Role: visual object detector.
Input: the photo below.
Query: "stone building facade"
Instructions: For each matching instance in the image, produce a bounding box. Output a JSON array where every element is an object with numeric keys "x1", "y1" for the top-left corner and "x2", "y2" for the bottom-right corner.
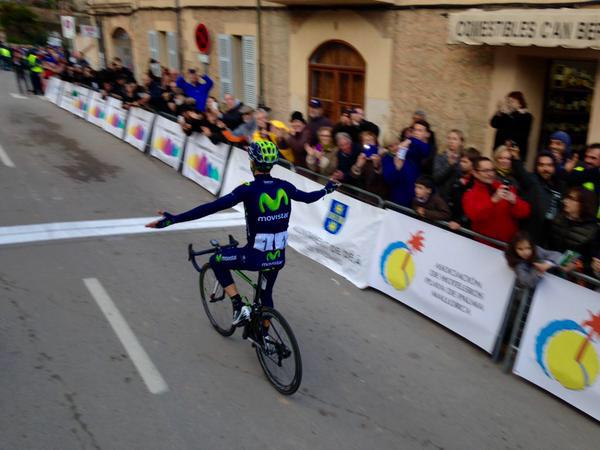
[{"x1": 87, "y1": 0, "x2": 600, "y2": 162}]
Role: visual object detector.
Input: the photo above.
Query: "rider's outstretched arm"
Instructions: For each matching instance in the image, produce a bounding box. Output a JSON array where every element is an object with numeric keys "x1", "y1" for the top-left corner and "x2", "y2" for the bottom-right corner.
[
  {"x1": 287, "y1": 180, "x2": 337, "y2": 204},
  {"x1": 149, "y1": 185, "x2": 248, "y2": 228}
]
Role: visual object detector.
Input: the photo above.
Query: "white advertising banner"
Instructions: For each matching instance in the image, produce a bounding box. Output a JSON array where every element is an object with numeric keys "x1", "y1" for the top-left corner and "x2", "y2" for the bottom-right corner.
[
  {"x1": 368, "y1": 209, "x2": 515, "y2": 352},
  {"x1": 44, "y1": 77, "x2": 63, "y2": 104},
  {"x1": 513, "y1": 275, "x2": 600, "y2": 421},
  {"x1": 70, "y1": 85, "x2": 91, "y2": 119},
  {"x1": 182, "y1": 134, "x2": 230, "y2": 195},
  {"x1": 149, "y1": 116, "x2": 186, "y2": 170},
  {"x1": 87, "y1": 91, "x2": 108, "y2": 128},
  {"x1": 273, "y1": 165, "x2": 384, "y2": 289},
  {"x1": 448, "y1": 9, "x2": 600, "y2": 50},
  {"x1": 103, "y1": 97, "x2": 127, "y2": 139},
  {"x1": 124, "y1": 107, "x2": 155, "y2": 152},
  {"x1": 219, "y1": 146, "x2": 252, "y2": 212},
  {"x1": 58, "y1": 82, "x2": 75, "y2": 113}
]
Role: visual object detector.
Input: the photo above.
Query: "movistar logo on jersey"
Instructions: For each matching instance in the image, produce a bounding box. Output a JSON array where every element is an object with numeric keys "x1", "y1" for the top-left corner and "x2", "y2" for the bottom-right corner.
[
  {"x1": 259, "y1": 189, "x2": 289, "y2": 213},
  {"x1": 266, "y1": 250, "x2": 281, "y2": 261},
  {"x1": 324, "y1": 200, "x2": 349, "y2": 235}
]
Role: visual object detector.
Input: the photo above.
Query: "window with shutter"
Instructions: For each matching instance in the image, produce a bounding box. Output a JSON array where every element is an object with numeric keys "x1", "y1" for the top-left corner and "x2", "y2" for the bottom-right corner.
[
  {"x1": 148, "y1": 31, "x2": 160, "y2": 61},
  {"x1": 218, "y1": 34, "x2": 234, "y2": 99},
  {"x1": 242, "y1": 36, "x2": 257, "y2": 108},
  {"x1": 167, "y1": 32, "x2": 179, "y2": 71}
]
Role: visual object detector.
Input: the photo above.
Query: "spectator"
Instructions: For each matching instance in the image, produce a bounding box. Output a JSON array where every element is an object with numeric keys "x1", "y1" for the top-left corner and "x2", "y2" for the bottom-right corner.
[
  {"x1": 148, "y1": 59, "x2": 162, "y2": 80},
  {"x1": 548, "y1": 186, "x2": 598, "y2": 267},
  {"x1": 411, "y1": 110, "x2": 437, "y2": 174},
  {"x1": 463, "y1": 156, "x2": 531, "y2": 244},
  {"x1": 206, "y1": 96, "x2": 221, "y2": 116},
  {"x1": 382, "y1": 120, "x2": 431, "y2": 207},
  {"x1": 307, "y1": 99, "x2": 333, "y2": 144},
  {"x1": 490, "y1": 91, "x2": 533, "y2": 160},
  {"x1": 350, "y1": 107, "x2": 380, "y2": 138},
  {"x1": 332, "y1": 108, "x2": 358, "y2": 143},
  {"x1": 347, "y1": 132, "x2": 386, "y2": 197},
  {"x1": 121, "y1": 81, "x2": 144, "y2": 109},
  {"x1": 12, "y1": 49, "x2": 30, "y2": 94},
  {"x1": 547, "y1": 130, "x2": 572, "y2": 168},
  {"x1": 512, "y1": 151, "x2": 566, "y2": 246},
  {"x1": 111, "y1": 57, "x2": 135, "y2": 83},
  {"x1": 306, "y1": 127, "x2": 339, "y2": 177},
  {"x1": 141, "y1": 73, "x2": 164, "y2": 111},
  {"x1": 412, "y1": 175, "x2": 451, "y2": 221},
  {"x1": 80, "y1": 66, "x2": 98, "y2": 89},
  {"x1": 565, "y1": 143, "x2": 600, "y2": 204},
  {"x1": 505, "y1": 231, "x2": 562, "y2": 289},
  {"x1": 433, "y1": 129, "x2": 464, "y2": 200},
  {"x1": 221, "y1": 93, "x2": 245, "y2": 130},
  {"x1": 446, "y1": 147, "x2": 480, "y2": 230},
  {"x1": 493, "y1": 144, "x2": 524, "y2": 195},
  {"x1": 332, "y1": 132, "x2": 360, "y2": 182},
  {"x1": 228, "y1": 105, "x2": 256, "y2": 142},
  {"x1": 281, "y1": 111, "x2": 311, "y2": 168},
  {"x1": 176, "y1": 68, "x2": 213, "y2": 112}
]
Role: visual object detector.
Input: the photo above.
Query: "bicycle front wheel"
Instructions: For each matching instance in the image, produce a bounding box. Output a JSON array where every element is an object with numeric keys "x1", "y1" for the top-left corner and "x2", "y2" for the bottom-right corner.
[
  {"x1": 199, "y1": 263, "x2": 235, "y2": 337},
  {"x1": 255, "y1": 307, "x2": 302, "y2": 395}
]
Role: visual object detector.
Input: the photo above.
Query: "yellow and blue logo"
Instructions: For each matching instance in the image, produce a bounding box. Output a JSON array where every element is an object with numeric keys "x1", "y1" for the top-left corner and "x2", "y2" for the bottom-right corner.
[
  {"x1": 324, "y1": 200, "x2": 349, "y2": 235},
  {"x1": 379, "y1": 231, "x2": 425, "y2": 291},
  {"x1": 536, "y1": 312, "x2": 600, "y2": 391}
]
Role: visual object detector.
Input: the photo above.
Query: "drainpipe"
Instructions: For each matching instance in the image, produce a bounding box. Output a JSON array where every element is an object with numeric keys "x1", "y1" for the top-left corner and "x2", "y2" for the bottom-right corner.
[
  {"x1": 257, "y1": 0, "x2": 264, "y2": 106},
  {"x1": 176, "y1": 0, "x2": 183, "y2": 72}
]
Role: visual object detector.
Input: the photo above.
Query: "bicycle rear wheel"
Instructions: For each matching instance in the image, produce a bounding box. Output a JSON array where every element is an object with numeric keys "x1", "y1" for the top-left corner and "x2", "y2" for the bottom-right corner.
[
  {"x1": 255, "y1": 307, "x2": 302, "y2": 395},
  {"x1": 199, "y1": 263, "x2": 235, "y2": 337}
]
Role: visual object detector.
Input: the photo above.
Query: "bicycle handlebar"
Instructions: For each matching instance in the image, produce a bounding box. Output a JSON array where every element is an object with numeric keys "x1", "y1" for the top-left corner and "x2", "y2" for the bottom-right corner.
[{"x1": 187, "y1": 235, "x2": 240, "y2": 273}]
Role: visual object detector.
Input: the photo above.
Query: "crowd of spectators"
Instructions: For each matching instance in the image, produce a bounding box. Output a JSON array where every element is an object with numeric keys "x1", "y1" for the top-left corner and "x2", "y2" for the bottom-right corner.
[{"x1": 2, "y1": 44, "x2": 598, "y2": 289}]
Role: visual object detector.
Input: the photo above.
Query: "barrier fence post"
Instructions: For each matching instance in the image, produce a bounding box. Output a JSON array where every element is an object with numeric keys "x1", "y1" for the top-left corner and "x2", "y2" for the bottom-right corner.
[
  {"x1": 502, "y1": 287, "x2": 532, "y2": 373},
  {"x1": 491, "y1": 282, "x2": 519, "y2": 362}
]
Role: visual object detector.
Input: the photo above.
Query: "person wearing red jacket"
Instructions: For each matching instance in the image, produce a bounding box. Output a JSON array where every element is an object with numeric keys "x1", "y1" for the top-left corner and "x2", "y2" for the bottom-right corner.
[{"x1": 463, "y1": 157, "x2": 531, "y2": 244}]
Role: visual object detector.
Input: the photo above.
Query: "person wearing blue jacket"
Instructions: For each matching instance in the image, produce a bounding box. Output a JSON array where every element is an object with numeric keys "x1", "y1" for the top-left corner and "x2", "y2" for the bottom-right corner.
[
  {"x1": 382, "y1": 120, "x2": 431, "y2": 207},
  {"x1": 176, "y1": 68, "x2": 214, "y2": 112}
]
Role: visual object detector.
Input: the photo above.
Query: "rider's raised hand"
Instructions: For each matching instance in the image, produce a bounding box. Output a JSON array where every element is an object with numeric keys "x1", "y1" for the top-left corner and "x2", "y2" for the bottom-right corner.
[
  {"x1": 145, "y1": 211, "x2": 176, "y2": 229},
  {"x1": 324, "y1": 180, "x2": 340, "y2": 194}
]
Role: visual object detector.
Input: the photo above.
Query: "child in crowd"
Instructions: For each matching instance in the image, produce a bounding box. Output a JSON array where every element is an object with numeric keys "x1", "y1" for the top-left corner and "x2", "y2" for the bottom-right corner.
[
  {"x1": 412, "y1": 175, "x2": 451, "y2": 221},
  {"x1": 505, "y1": 231, "x2": 562, "y2": 289}
]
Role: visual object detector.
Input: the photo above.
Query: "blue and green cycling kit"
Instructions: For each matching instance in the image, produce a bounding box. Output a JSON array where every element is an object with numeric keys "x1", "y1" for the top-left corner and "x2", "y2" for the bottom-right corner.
[{"x1": 158, "y1": 174, "x2": 332, "y2": 307}]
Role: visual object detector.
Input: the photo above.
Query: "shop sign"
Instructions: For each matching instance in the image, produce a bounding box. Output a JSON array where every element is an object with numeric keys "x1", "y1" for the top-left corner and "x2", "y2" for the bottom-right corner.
[{"x1": 448, "y1": 9, "x2": 600, "y2": 49}]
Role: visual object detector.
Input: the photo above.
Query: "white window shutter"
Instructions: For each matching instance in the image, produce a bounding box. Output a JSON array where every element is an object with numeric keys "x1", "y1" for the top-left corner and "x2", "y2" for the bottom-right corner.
[
  {"x1": 218, "y1": 34, "x2": 233, "y2": 99},
  {"x1": 242, "y1": 36, "x2": 257, "y2": 108},
  {"x1": 148, "y1": 31, "x2": 159, "y2": 61},
  {"x1": 167, "y1": 32, "x2": 179, "y2": 71}
]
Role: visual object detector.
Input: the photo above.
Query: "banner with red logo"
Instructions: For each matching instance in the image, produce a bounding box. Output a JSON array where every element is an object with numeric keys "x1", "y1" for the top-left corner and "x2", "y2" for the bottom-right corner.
[
  {"x1": 124, "y1": 107, "x2": 155, "y2": 152},
  {"x1": 368, "y1": 209, "x2": 515, "y2": 352},
  {"x1": 182, "y1": 133, "x2": 230, "y2": 195},
  {"x1": 513, "y1": 275, "x2": 600, "y2": 421}
]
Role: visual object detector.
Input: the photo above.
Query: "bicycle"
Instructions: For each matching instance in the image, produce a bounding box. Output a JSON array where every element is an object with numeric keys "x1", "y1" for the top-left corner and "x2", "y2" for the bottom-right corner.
[{"x1": 188, "y1": 235, "x2": 302, "y2": 395}]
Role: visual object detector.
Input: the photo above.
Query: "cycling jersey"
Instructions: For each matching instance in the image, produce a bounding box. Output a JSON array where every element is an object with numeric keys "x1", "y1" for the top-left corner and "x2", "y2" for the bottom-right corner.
[{"x1": 168, "y1": 174, "x2": 326, "y2": 252}]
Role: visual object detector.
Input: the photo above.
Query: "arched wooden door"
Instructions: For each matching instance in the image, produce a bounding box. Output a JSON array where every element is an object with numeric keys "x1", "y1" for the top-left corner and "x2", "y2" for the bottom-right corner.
[
  {"x1": 112, "y1": 28, "x2": 134, "y2": 70},
  {"x1": 309, "y1": 41, "x2": 366, "y2": 122}
]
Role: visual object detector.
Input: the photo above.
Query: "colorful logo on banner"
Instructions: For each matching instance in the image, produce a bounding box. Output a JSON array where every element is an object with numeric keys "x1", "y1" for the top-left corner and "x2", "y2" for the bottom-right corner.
[
  {"x1": 324, "y1": 200, "x2": 349, "y2": 235},
  {"x1": 379, "y1": 231, "x2": 425, "y2": 291},
  {"x1": 90, "y1": 105, "x2": 105, "y2": 119},
  {"x1": 108, "y1": 112, "x2": 125, "y2": 129},
  {"x1": 536, "y1": 312, "x2": 600, "y2": 391},
  {"x1": 188, "y1": 153, "x2": 219, "y2": 180},
  {"x1": 73, "y1": 96, "x2": 88, "y2": 112},
  {"x1": 154, "y1": 135, "x2": 181, "y2": 157},
  {"x1": 128, "y1": 124, "x2": 145, "y2": 141}
]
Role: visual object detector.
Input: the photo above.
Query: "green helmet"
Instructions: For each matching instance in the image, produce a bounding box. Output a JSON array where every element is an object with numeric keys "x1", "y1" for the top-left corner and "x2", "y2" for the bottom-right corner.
[{"x1": 248, "y1": 140, "x2": 279, "y2": 171}]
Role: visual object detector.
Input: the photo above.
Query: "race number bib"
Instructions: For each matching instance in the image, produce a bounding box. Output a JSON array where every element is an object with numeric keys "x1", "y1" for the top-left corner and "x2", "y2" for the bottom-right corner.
[{"x1": 254, "y1": 231, "x2": 288, "y2": 251}]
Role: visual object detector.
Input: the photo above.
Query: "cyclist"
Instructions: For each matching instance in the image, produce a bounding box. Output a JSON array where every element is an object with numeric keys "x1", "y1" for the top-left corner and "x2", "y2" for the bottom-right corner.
[{"x1": 146, "y1": 140, "x2": 338, "y2": 325}]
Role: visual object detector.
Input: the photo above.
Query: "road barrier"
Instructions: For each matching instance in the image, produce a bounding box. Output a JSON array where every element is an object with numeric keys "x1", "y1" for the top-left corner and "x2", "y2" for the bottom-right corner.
[{"x1": 43, "y1": 77, "x2": 600, "y2": 421}]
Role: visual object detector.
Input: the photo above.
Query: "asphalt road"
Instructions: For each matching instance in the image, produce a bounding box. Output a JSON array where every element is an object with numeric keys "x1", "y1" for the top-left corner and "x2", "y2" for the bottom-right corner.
[{"x1": 0, "y1": 71, "x2": 598, "y2": 450}]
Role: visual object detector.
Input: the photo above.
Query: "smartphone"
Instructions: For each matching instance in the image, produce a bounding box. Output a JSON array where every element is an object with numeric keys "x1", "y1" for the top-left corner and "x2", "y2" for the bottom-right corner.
[
  {"x1": 397, "y1": 147, "x2": 408, "y2": 160},
  {"x1": 362, "y1": 144, "x2": 377, "y2": 158},
  {"x1": 558, "y1": 250, "x2": 581, "y2": 267}
]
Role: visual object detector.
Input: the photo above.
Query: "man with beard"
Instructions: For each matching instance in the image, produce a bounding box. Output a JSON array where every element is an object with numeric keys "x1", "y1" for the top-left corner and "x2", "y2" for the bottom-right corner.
[{"x1": 512, "y1": 151, "x2": 566, "y2": 246}]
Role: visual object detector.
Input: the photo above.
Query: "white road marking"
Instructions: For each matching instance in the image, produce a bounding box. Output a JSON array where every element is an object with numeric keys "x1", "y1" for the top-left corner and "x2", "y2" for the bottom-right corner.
[
  {"x1": 0, "y1": 212, "x2": 245, "y2": 246},
  {"x1": 10, "y1": 93, "x2": 28, "y2": 99},
  {"x1": 84, "y1": 278, "x2": 169, "y2": 395},
  {"x1": 0, "y1": 144, "x2": 15, "y2": 167}
]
